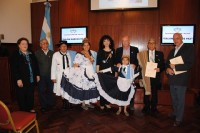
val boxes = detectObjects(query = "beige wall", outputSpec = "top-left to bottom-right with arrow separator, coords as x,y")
0,0 -> 32,43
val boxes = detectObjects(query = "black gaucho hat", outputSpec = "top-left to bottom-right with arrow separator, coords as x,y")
56,41 -> 70,47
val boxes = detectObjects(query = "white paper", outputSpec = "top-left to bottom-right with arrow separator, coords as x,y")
170,56 -> 186,75
99,67 -> 112,73
170,56 -> 184,64
145,62 -> 157,78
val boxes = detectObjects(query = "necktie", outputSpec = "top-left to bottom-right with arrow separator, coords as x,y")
60,52 -> 69,69
24,53 -> 34,83
123,67 -> 126,72
150,51 -> 154,62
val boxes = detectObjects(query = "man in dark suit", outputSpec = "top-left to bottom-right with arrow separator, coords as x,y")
139,38 -> 165,115
115,35 -> 139,110
166,33 -> 195,127
116,36 -> 139,69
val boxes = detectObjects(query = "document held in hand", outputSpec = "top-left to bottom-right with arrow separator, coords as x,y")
170,56 -> 186,75
145,62 -> 157,78
99,67 -> 112,73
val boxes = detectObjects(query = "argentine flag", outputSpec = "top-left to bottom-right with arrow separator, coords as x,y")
40,2 -> 53,50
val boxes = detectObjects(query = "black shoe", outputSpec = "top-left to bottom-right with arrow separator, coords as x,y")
151,108 -> 159,114
62,99 -> 68,111
99,108 -> 107,114
67,103 -> 73,110
62,105 -> 68,111
173,121 -> 181,127
62,106 -> 68,111
47,104 -> 54,110
130,106 -> 135,111
168,113 -> 176,120
142,107 -> 150,114
40,108 -> 46,113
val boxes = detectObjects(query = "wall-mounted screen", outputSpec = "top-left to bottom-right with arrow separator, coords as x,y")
161,25 -> 195,45
90,0 -> 158,10
60,26 -> 87,44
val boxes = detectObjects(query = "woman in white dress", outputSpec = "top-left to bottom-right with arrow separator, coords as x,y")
61,38 -> 99,110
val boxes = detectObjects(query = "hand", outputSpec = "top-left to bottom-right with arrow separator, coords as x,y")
89,57 -> 94,63
117,63 -> 121,68
73,63 -> 79,67
130,64 -> 136,69
108,53 -> 112,58
170,64 -> 175,69
36,76 -> 40,82
52,79 -> 56,83
155,68 -> 160,72
134,78 -> 139,83
166,68 -> 174,75
115,72 -> 118,77
17,80 -> 23,88
139,79 -> 144,87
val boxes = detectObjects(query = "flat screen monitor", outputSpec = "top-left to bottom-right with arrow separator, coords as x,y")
161,25 -> 195,45
90,0 -> 158,10
60,26 -> 88,44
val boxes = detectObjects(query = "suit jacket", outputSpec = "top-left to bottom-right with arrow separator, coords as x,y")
149,50 -> 165,88
35,49 -> 54,77
115,46 -> 139,65
11,50 -> 39,87
166,44 -> 195,86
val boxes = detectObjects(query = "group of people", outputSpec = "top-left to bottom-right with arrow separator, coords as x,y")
11,33 -> 194,127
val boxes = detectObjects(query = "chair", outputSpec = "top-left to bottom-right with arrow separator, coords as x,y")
0,100 -> 39,133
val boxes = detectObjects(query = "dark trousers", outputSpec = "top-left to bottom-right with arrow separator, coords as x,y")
16,84 -> 34,112
129,85 -> 137,108
129,93 -> 136,108
100,96 -> 109,106
170,85 -> 187,122
38,75 -> 55,109
143,84 -> 158,111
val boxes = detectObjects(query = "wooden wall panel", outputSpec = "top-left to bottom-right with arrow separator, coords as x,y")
58,0 -> 89,52
89,11 -> 122,26
122,10 -> 159,24
30,0 -> 200,90
119,24 -> 159,51
0,57 -> 13,102
89,25 -> 120,51
160,0 -> 199,24
59,0 -> 89,26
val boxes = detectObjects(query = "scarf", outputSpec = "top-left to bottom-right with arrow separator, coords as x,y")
59,51 -> 69,69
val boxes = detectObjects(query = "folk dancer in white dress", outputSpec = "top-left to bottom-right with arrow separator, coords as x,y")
61,38 -> 99,110
95,56 -> 139,116
51,41 -> 76,110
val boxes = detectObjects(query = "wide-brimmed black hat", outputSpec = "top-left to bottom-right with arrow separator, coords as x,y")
56,41 -> 69,47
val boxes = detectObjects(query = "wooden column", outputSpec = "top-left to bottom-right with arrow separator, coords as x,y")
0,57 -> 13,103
